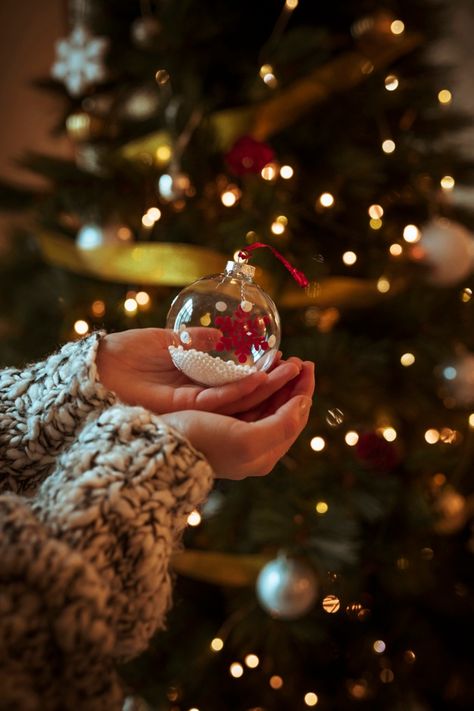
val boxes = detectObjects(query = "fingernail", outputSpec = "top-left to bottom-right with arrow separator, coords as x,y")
298,396 -> 312,413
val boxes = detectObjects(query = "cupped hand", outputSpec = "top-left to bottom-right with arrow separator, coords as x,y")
160,361 -> 315,479
96,328 -> 303,416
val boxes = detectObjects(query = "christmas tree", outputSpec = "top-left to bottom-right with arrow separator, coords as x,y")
1,0 -> 474,708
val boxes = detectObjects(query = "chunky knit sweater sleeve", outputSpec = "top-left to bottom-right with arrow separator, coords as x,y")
0,340 -> 214,711
0,333 -> 117,496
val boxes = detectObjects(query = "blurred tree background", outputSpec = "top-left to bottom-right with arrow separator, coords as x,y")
1,0 -> 474,709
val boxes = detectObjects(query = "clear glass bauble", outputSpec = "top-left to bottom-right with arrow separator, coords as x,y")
166,261 -> 281,386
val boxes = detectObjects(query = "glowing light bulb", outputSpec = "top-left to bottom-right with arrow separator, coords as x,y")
318,192 -> 335,207
425,429 -> 440,444
443,366 -> 457,381
469,413 -> 474,428
390,19 -> 405,34
142,213 -> 155,227
124,298 -> 138,314
310,436 -> 326,452
74,319 -> 89,335
440,175 -> 455,190
263,72 -> 278,87
382,139 -> 396,154
382,427 -> 397,442
345,431 -> 359,446
136,291 -> 150,306
187,510 -> 201,526
461,289 -> 472,307
342,251 -> 357,265
377,277 -> 391,293
385,74 -> 399,91
403,224 -> 420,243
211,637 -> 224,651
304,692 -> 319,706
389,243 -> 403,256
368,204 -> 384,219
230,662 -> 244,678
438,89 -> 452,104
259,63 -> 273,78
221,190 -> 237,207
373,640 -> 386,653
261,162 -> 278,180
270,675 -> 284,689
244,654 -> 260,668
91,300 -> 105,317
146,207 -> 161,222
156,145 -> 172,163
370,218 -> 383,230
400,352 -> 415,366
280,164 -> 294,179
315,501 -> 329,514
285,0 -> 298,8
271,221 -> 285,235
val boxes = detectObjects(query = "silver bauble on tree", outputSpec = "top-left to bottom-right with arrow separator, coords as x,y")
415,218 -> 474,286
256,553 -> 318,619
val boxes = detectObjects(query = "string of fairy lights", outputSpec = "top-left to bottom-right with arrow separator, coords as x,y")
158,594 -> 419,708
71,4 -> 458,339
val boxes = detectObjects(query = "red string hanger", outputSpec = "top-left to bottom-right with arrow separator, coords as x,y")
238,242 -> 309,288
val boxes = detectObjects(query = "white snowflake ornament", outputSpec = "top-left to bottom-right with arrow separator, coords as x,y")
51,25 -> 109,97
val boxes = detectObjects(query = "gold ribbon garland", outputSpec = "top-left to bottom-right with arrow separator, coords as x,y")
171,549 -> 271,587
37,232 -> 399,308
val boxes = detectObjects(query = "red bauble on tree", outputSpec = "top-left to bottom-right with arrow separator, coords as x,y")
355,432 -> 400,472
225,136 -> 275,175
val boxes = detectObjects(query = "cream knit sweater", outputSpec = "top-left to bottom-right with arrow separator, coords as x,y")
0,333 -> 214,710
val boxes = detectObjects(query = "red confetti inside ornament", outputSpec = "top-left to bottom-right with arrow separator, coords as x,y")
215,305 -> 270,363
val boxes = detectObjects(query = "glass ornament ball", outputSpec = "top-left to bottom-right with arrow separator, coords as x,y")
166,260 -> 281,386
256,553 -> 319,619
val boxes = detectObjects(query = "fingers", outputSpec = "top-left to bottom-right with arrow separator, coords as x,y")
160,386 -> 313,480
227,393 -> 313,478
215,358 -> 303,415
238,361 -> 315,422
193,370 -> 268,411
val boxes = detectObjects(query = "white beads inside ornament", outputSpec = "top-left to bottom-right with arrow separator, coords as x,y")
166,260 -> 281,386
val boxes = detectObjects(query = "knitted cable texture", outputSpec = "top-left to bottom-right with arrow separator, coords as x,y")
0,333 -> 116,496
0,339 -> 214,710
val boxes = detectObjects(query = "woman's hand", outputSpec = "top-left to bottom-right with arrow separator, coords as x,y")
96,328 -> 304,416
160,361 -> 315,479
